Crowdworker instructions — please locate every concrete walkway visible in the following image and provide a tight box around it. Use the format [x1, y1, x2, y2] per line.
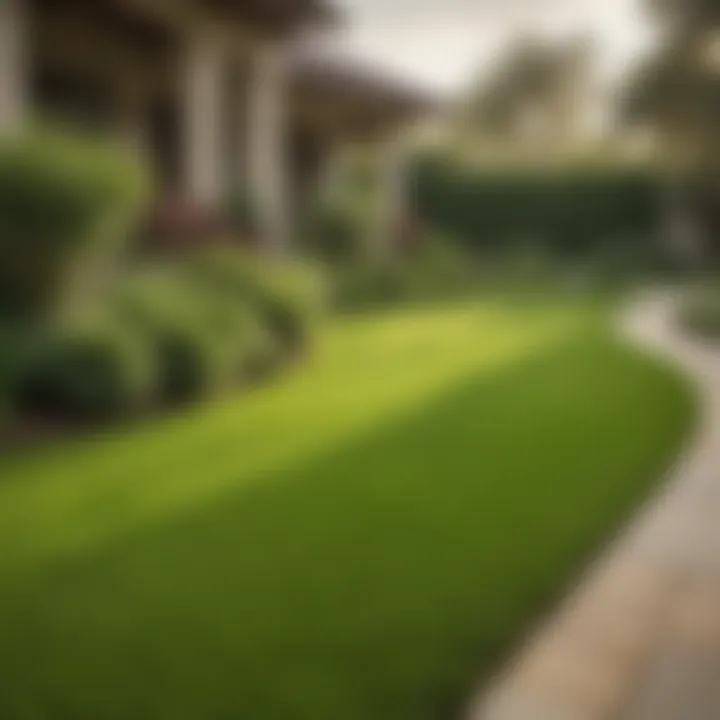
[469, 294, 720, 720]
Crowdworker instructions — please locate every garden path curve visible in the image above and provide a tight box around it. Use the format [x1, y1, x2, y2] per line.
[470, 292, 720, 720]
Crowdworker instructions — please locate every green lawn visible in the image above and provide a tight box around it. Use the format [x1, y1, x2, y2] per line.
[0, 299, 694, 720]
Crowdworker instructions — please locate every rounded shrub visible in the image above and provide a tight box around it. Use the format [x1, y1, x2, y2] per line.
[192, 251, 327, 355]
[0, 128, 148, 321]
[333, 233, 479, 310]
[399, 234, 480, 300]
[149, 320, 229, 404]
[115, 269, 256, 403]
[250, 266, 326, 353]
[302, 199, 366, 262]
[191, 285, 277, 377]
[0, 323, 23, 434]
[0, 322, 44, 432]
[333, 263, 406, 310]
[13, 316, 155, 420]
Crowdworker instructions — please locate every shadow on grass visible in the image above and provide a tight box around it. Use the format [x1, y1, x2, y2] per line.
[0, 332, 694, 720]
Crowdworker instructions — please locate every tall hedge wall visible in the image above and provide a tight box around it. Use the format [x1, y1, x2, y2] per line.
[411, 156, 664, 261]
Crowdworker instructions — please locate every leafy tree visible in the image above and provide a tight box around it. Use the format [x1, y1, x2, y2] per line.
[623, 0, 720, 257]
[460, 37, 595, 149]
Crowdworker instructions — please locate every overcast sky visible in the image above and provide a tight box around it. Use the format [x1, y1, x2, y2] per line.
[322, 0, 658, 96]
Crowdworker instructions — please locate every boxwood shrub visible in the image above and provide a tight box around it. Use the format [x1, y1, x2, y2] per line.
[0, 323, 24, 432]
[192, 251, 327, 354]
[115, 271, 240, 404]
[0, 128, 148, 321]
[12, 314, 155, 420]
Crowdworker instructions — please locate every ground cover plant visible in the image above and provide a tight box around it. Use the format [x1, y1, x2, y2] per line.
[0, 298, 694, 720]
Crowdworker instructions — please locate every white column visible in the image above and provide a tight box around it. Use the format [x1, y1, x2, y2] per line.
[180, 29, 226, 205]
[374, 136, 410, 259]
[247, 41, 289, 253]
[0, 0, 27, 135]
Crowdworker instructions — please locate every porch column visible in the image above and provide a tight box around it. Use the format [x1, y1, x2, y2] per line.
[374, 135, 410, 259]
[247, 41, 289, 253]
[180, 29, 226, 205]
[0, 0, 27, 134]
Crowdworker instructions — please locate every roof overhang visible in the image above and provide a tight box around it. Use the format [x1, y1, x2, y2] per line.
[292, 53, 438, 138]
[209, 0, 338, 35]
[100, 0, 338, 38]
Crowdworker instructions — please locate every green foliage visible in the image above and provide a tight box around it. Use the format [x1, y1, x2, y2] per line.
[301, 152, 385, 262]
[250, 262, 327, 353]
[462, 37, 592, 138]
[334, 262, 407, 310]
[412, 156, 663, 264]
[193, 251, 328, 353]
[115, 270, 250, 404]
[13, 313, 154, 420]
[302, 198, 367, 261]
[399, 235, 481, 299]
[0, 324, 27, 431]
[334, 234, 479, 310]
[223, 186, 258, 238]
[624, 0, 720, 161]
[0, 129, 148, 321]
[3, 253, 326, 424]
[190, 285, 276, 377]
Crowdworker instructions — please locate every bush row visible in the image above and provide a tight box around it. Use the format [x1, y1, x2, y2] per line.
[5, 254, 326, 422]
[411, 155, 665, 263]
[0, 130, 327, 431]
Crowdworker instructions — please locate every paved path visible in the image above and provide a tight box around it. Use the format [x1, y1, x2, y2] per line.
[469, 294, 720, 720]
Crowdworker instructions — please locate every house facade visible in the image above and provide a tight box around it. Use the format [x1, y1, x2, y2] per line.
[0, 0, 429, 252]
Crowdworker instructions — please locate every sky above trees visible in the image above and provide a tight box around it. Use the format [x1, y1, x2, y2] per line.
[328, 0, 658, 96]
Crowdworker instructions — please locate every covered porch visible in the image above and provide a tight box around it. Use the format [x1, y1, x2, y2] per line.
[0, 0, 431, 254]
[0, 0, 333, 250]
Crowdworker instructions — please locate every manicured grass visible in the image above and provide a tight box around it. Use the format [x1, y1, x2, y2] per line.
[0, 299, 694, 720]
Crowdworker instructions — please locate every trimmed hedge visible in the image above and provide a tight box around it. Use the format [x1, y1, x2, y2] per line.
[114, 256, 324, 405]
[2, 255, 328, 427]
[115, 271, 247, 404]
[192, 251, 327, 354]
[302, 200, 365, 262]
[0, 323, 27, 430]
[13, 315, 155, 420]
[411, 156, 664, 263]
[0, 129, 147, 321]
[0, 129, 330, 431]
